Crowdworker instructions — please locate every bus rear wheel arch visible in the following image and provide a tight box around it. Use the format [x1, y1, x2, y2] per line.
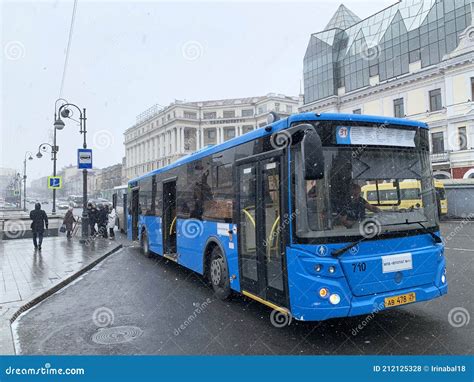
[205, 243, 231, 300]
[140, 229, 152, 258]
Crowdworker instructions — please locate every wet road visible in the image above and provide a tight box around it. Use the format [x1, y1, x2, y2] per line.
[13, 223, 473, 355]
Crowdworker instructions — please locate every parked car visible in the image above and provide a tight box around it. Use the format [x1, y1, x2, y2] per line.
[57, 201, 70, 210]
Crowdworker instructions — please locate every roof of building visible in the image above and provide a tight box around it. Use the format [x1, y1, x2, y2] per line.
[129, 112, 428, 183]
[324, 4, 361, 31]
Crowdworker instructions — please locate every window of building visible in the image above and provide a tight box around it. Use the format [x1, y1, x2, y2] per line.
[393, 98, 404, 118]
[353, 108, 361, 114]
[203, 112, 216, 119]
[207, 129, 216, 139]
[431, 132, 444, 154]
[184, 111, 197, 119]
[429, 89, 442, 112]
[242, 109, 253, 117]
[471, 78, 474, 101]
[286, 105, 293, 113]
[274, 102, 280, 112]
[223, 110, 235, 118]
[224, 128, 235, 141]
[242, 125, 254, 134]
[257, 105, 267, 114]
[458, 126, 468, 150]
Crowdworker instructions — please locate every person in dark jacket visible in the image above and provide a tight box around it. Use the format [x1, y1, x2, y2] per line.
[87, 202, 97, 236]
[97, 204, 108, 238]
[62, 207, 76, 238]
[30, 202, 48, 250]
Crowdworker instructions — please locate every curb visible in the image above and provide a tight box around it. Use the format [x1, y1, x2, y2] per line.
[3, 243, 123, 354]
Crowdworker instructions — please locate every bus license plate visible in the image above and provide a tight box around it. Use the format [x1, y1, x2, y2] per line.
[384, 292, 416, 308]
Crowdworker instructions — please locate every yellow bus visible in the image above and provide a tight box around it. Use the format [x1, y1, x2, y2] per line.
[362, 180, 447, 216]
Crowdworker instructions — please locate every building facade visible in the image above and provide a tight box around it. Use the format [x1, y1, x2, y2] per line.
[302, 0, 474, 179]
[93, 163, 123, 196]
[124, 93, 300, 180]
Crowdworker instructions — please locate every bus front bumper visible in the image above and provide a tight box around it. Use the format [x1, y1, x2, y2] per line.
[290, 283, 447, 321]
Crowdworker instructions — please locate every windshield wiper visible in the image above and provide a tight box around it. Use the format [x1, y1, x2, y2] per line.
[415, 221, 442, 243]
[380, 219, 442, 243]
[331, 236, 367, 258]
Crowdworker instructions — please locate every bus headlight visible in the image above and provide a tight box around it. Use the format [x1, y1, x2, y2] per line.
[329, 294, 341, 305]
[328, 266, 336, 274]
[314, 264, 322, 272]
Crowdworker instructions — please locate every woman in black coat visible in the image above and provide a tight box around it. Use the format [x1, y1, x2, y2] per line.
[30, 203, 48, 250]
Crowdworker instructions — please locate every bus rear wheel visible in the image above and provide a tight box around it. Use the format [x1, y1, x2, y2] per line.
[209, 247, 231, 300]
[141, 230, 152, 258]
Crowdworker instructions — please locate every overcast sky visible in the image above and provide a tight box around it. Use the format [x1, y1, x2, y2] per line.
[1, 0, 394, 183]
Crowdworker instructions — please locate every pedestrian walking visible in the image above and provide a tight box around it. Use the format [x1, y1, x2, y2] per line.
[108, 206, 116, 239]
[62, 207, 76, 239]
[30, 202, 48, 250]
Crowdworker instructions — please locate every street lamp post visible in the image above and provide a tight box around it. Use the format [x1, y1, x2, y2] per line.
[49, 98, 68, 215]
[55, 103, 88, 242]
[23, 151, 34, 211]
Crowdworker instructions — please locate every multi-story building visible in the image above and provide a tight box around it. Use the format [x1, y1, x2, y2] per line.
[94, 163, 123, 195]
[124, 93, 300, 179]
[301, 0, 474, 179]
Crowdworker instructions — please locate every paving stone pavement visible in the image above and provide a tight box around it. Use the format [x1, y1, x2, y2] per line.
[0, 234, 124, 354]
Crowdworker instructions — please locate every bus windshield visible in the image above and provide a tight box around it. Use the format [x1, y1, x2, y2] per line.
[294, 145, 438, 240]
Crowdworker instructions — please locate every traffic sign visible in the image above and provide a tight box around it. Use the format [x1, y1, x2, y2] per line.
[78, 149, 93, 169]
[48, 176, 62, 189]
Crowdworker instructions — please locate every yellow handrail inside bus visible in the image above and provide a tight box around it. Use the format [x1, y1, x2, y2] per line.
[267, 215, 280, 248]
[169, 216, 177, 235]
[242, 209, 256, 227]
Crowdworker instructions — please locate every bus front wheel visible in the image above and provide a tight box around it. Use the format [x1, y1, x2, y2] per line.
[209, 247, 231, 300]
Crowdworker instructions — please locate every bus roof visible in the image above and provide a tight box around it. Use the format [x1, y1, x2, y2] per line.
[129, 112, 429, 183]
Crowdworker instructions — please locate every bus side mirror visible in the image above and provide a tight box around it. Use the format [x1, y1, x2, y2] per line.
[302, 127, 324, 180]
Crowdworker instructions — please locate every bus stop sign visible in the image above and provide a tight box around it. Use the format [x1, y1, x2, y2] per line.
[78, 149, 93, 169]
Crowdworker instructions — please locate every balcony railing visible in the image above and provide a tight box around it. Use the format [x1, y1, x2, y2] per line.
[430, 152, 450, 163]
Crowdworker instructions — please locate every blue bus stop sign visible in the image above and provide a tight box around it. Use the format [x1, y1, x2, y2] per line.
[78, 149, 93, 169]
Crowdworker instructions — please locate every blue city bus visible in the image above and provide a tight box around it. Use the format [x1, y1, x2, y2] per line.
[127, 112, 447, 321]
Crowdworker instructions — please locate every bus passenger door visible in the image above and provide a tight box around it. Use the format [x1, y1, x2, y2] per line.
[237, 155, 287, 308]
[131, 188, 139, 241]
[163, 180, 177, 258]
